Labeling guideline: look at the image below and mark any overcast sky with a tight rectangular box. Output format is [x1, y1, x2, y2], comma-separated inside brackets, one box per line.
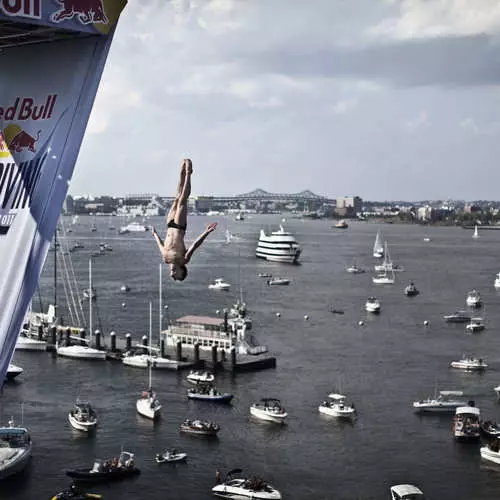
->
[70, 0, 500, 201]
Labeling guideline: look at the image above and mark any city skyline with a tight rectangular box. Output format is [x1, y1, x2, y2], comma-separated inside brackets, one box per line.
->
[70, 1, 500, 200]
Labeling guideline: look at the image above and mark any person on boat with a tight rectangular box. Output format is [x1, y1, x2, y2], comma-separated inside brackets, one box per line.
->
[215, 469, 222, 484]
[152, 159, 217, 281]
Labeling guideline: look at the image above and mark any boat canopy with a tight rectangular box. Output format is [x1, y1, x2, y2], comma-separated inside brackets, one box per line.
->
[0, 427, 28, 436]
[440, 391, 464, 397]
[456, 406, 480, 416]
[390, 484, 424, 497]
[328, 393, 346, 400]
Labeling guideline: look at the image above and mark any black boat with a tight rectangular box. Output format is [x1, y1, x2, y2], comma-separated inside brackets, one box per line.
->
[480, 420, 500, 439]
[66, 451, 140, 484]
[404, 282, 420, 297]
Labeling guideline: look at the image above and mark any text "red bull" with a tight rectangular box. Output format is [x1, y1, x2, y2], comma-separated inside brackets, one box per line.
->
[0, 0, 41, 20]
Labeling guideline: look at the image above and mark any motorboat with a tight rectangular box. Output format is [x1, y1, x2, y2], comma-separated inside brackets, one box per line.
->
[494, 386, 500, 400]
[466, 290, 482, 307]
[453, 405, 480, 440]
[5, 364, 23, 380]
[390, 484, 424, 500]
[56, 343, 107, 361]
[318, 393, 356, 418]
[187, 384, 233, 404]
[472, 224, 479, 239]
[208, 279, 231, 291]
[179, 419, 219, 436]
[481, 440, 500, 465]
[82, 287, 97, 301]
[404, 282, 419, 297]
[122, 352, 178, 369]
[372, 269, 395, 285]
[0, 418, 32, 480]
[465, 317, 485, 333]
[250, 399, 287, 424]
[423, 237, 431, 242]
[494, 273, 500, 289]
[258, 273, 272, 278]
[372, 230, 384, 258]
[450, 356, 487, 371]
[334, 220, 348, 229]
[155, 449, 187, 463]
[235, 212, 245, 221]
[66, 451, 140, 483]
[212, 469, 282, 500]
[412, 390, 467, 413]
[186, 370, 215, 384]
[120, 285, 130, 293]
[51, 484, 103, 499]
[443, 311, 471, 323]
[266, 277, 290, 286]
[68, 399, 98, 432]
[256, 225, 301, 263]
[365, 297, 381, 313]
[99, 243, 112, 252]
[480, 420, 500, 439]
[346, 264, 365, 274]
[15, 332, 46, 351]
[119, 222, 148, 234]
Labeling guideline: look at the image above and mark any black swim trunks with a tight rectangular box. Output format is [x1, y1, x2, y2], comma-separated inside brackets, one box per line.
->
[167, 219, 187, 231]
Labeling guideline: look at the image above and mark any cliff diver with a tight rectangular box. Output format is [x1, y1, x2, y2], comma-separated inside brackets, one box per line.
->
[152, 159, 217, 281]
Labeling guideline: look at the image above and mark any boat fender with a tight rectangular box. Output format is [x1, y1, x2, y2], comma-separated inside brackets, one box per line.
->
[358, 321, 364, 326]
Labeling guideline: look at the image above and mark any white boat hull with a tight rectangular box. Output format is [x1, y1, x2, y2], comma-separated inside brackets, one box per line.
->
[481, 447, 500, 465]
[450, 362, 487, 371]
[318, 405, 355, 418]
[5, 364, 23, 380]
[122, 354, 178, 369]
[68, 413, 97, 432]
[250, 406, 287, 424]
[212, 484, 281, 500]
[15, 337, 46, 351]
[136, 398, 161, 420]
[56, 345, 106, 360]
[255, 252, 301, 263]
[413, 403, 464, 413]
[372, 277, 395, 284]
[0, 444, 32, 480]
[365, 304, 380, 313]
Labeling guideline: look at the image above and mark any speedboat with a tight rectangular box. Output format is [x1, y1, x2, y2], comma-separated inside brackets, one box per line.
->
[346, 264, 365, 274]
[250, 399, 287, 424]
[465, 317, 485, 333]
[450, 356, 487, 371]
[136, 388, 161, 420]
[494, 386, 500, 400]
[495, 272, 500, 289]
[443, 311, 471, 323]
[5, 364, 23, 380]
[480, 420, 500, 439]
[186, 370, 215, 384]
[208, 279, 231, 291]
[68, 400, 98, 432]
[390, 484, 424, 500]
[66, 451, 140, 483]
[180, 419, 219, 436]
[318, 393, 356, 418]
[155, 449, 187, 463]
[466, 290, 482, 307]
[258, 273, 272, 278]
[412, 390, 467, 413]
[187, 384, 233, 404]
[334, 220, 348, 229]
[481, 440, 500, 464]
[119, 222, 148, 234]
[120, 285, 130, 293]
[0, 418, 32, 480]
[212, 469, 282, 499]
[404, 282, 419, 297]
[266, 277, 290, 286]
[365, 297, 381, 313]
[453, 405, 480, 440]
[51, 484, 103, 499]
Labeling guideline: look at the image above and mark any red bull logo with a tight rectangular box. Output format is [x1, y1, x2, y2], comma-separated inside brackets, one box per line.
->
[0, 95, 57, 122]
[51, 0, 109, 25]
[1, 125, 40, 155]
[0, 0, 41, 20]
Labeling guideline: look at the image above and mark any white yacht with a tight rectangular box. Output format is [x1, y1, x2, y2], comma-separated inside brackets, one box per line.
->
[186, 370, 215, 384]
[413, 390, 467, 413]
[256, 225, 301, 263]
[68, 399, 98, 432]
[372, 269, 395, 285]
[318, 394, 356, 418]
[466, 290, 481, 307]
[481, 441, 500, 465]
[372, 230, 384, 258]
[212, 469, 281, 500]
[0, 418, 32, 480]
[5, 364, 23, 381]
[465, 317, 485, 333]
[450, 356, 487, 371]
[122, 352, 178, 369]
[390, 484, 424, 500]
[119, 221, 148, 234]
[374, 243, 404, 272]
[443, 310, 471, 323]
[495, 272, 500, 289]
[365, 297, 381, 313]
[453, 405, 480, 440]
[250, 398, 287, 424]
[15, 332, 46, 351]
[266, 277, 290, 286]
[208, 279, 231, 291]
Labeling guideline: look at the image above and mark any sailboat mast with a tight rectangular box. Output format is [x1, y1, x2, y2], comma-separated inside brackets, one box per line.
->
[159, 264, 162, 336]
[54, 226, 57, 316]
[149, 301, 152, 389]
[89, 258, 92, 343]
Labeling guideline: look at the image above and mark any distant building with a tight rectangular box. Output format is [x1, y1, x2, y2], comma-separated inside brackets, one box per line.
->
[335, 196, 362, 217]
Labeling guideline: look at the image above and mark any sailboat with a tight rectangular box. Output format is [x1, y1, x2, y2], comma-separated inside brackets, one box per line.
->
[56, 258, 106, 360]
[136, 302, 162, 420]
[472, 224, 479, 239]
[373, 249, 395, 284]
[373, 231, 384, 258]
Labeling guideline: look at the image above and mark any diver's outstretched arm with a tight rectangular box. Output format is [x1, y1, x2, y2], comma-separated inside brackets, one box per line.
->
[185, 223, 217, 263]
[152, 227, 164, 253]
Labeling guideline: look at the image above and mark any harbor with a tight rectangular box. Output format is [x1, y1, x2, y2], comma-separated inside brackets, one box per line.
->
[3, 215, 500, 499]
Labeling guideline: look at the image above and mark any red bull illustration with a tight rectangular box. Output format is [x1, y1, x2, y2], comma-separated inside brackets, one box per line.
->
[51, 0, 109, 25]
[1, 124, 40, 154]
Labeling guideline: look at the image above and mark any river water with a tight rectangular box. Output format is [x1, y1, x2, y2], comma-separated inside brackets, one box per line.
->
[3, 215, 500, 499]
